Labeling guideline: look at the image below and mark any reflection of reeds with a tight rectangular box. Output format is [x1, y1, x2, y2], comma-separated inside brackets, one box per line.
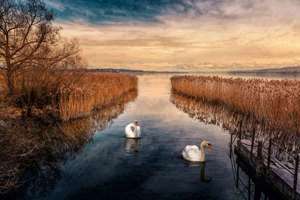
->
[171, 76, 300, 140]
[60, 90, 137, 138]
[171, 92, 298, 169]
[0, 90, 137, 196]
[171, 92, 239, 131]
[59, 73, 137, 121]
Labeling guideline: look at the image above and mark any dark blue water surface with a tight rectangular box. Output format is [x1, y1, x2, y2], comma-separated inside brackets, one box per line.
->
[30, 75, 245, 200]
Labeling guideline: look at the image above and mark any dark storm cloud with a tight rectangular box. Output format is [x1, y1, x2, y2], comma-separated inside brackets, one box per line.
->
[45, 0, 225, 24]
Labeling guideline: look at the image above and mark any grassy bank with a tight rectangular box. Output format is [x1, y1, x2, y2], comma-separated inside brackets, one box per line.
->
[171, 76, 300, 138]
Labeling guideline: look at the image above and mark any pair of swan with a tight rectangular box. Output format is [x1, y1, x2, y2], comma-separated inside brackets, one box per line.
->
[125, 121, 212, 162]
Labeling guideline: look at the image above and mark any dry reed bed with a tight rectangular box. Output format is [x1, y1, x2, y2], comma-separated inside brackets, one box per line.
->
[171, 76, 300, 139]
[0, 89, 137, 196]
[171, 92, 297, 157]
[59, 73, 137, 121]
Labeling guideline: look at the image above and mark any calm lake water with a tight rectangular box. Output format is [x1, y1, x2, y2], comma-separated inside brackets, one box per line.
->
[24, 73, 300, 200]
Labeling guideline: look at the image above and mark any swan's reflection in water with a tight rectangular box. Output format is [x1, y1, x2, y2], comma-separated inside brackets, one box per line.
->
[199, 163, 212, 183]
[125, 139, 141, 153]
[186, 162, 212, 183]
[7, 90, 138, 199]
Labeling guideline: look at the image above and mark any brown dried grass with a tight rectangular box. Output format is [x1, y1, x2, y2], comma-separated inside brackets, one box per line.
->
[0, 71, 137, 121]
[58, 72, 137, 121]
[171, 76, 300, 135]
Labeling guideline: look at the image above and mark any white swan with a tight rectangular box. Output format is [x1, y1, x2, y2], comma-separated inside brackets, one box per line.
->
[182, 140, 212, 162]
[125, 121, 141, 139]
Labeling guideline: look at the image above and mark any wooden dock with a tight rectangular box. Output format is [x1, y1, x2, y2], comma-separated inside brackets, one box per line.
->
[231, 134, 300, 200]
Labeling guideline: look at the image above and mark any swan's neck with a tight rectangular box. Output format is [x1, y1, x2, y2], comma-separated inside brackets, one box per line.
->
[200, 146, 206, 162]
[134, 124, 139, 129]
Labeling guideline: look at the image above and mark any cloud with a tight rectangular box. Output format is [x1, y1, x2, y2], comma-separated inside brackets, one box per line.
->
[47, 0, 184, 24]
[44, 0, 65, 11]
[48, 0, 300, 25]
[50, 0, 300, 70]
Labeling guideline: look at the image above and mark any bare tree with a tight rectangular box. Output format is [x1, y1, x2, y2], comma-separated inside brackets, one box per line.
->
[0, 0, 80, 96]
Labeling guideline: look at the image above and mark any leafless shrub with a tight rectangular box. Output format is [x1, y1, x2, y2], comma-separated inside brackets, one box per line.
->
[0, 0, 82, 107]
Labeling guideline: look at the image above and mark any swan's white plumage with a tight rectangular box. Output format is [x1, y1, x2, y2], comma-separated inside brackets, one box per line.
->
[125, 123, 141, 139]
[182, 141, 211, 162]
[182, 145, 202, 162]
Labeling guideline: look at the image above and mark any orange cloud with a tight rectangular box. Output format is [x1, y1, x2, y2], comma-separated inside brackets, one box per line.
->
[57, 0, 300, 71]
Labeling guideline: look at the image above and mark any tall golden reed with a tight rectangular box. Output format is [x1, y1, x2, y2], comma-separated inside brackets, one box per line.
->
[59, 73, 137, 121]
[171, 76, 300, 135]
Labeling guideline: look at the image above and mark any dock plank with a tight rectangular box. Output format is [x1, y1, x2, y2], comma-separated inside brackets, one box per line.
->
[238, 139, 300, 196]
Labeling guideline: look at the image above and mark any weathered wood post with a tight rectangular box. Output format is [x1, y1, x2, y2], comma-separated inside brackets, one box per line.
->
[254, 183, 262, 200]
[236, 120, 243, 155]
[294, 153, 299, 198]
[248, 176, 251, 200]
[250, 127, 256, 159]
[254, 141, 264, 200]
[257, 141, 263, 160]
[238, 120, 242, 142]
[267, 138, 272, 169]
[236, 163, 240, 188]
[230, 132, 233, 158]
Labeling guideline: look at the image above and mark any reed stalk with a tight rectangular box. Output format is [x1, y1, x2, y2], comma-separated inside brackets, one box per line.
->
[58, 73, 137, 121]
[171, 76, 300, 138]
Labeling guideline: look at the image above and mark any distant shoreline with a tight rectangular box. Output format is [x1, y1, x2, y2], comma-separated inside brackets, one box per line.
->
[83, 66, 300, 75]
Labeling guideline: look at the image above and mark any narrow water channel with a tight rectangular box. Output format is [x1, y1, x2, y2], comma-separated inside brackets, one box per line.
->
[28, 74, 245, 200]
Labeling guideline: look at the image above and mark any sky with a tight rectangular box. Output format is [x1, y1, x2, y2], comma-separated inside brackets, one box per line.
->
[45, 0, 300, 71]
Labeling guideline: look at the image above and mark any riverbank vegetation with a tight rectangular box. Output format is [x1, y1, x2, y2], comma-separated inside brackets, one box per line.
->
[171, 76, 300, 150]
[0, 0, 138, 196]
[0, 0, 81, 119]
[0, 0, 138, 121]
[171, 91, 300, 196]
[171, 92, 297, 153]
[0, 90, 137, 197]
[0, 71, 137, 122]
[59, 73, 137, 121]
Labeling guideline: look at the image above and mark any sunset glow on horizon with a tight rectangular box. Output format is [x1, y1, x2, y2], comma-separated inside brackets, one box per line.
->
[47, 0, 300, 71]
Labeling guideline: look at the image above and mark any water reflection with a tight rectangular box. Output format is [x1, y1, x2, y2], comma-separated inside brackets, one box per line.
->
[199, 163, 211, 183]
[170, 92, 299, 200]
[5, 90, 137, 199]
[232, 155, 285, 200]
[124, 139, 141, 153]
[186, 162, 212, 183]
[35, 75, 241, 200]
[170, 92, 299, 157]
